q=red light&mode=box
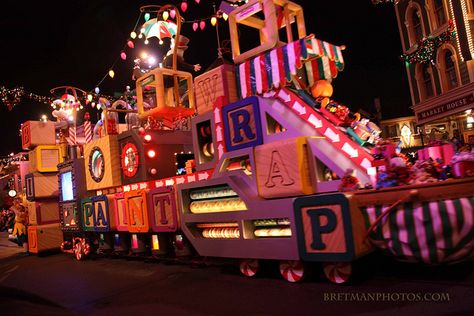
[147,149,156,158]
[144,134,152,142]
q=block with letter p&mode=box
[293,193,371,262]
[222,96,263,152]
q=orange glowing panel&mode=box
[125,189,150,233]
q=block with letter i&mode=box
[255,136,314,198]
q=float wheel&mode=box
[239,259,259,277]
[74,241,84,261]
[322,262,352,284]
[279,260,305,283]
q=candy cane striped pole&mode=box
[67,126,76,145]
[84,112,92,144]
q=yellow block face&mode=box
[29,145,64,173]
[255,137,314,198]
[84,135,122,191]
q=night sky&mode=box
[0,0,410,157]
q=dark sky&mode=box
[0,0,411,156]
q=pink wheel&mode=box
[322,262,352,284]
[279,260,305,283]
[74,241,84,261]
[239,259,259,277]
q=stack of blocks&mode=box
[21,120,63,253]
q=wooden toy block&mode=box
[84,135,122,191]
[125,189,150,233]
[136,67,195,123]
[118,130,193,185]
[59,202,82,231]
[147,186,179,232]
[222,96,263,152]
[28,145,64,173]
[81,197,95,231]
[113,193,129,232]
[191,113,218,171]
[229,0,306,64]
[28,223,63,254]
[91,195,117,232]
[25,172,59,201]
[21,120,56,150]
[58,158,87,203]
[26,199,59,225]
[194,64,238,115]
[255,136,314,198]
[293,193,372,262]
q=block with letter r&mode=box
[293,193,356,262]
[222,96,263,151]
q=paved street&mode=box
[1,232,474,316]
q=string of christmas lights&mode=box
[400,20,456,64]
[371,0,400,5]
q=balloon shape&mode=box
[200,20,205,30]
[94,87,100,94]
[195,0,200,3]
[144,13,150,22]
[120,51,127,60]
[181,2,188,12]
[170,9,176,19]
[211,17,217,26]
[108,70,115,78]
[162,11,169,21]
[192,22,198,31]
[223,13,228,21]
[130,31,137,39]
[127,40,134,48]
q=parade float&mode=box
[9,0,474,284]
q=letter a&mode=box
[265,150,295,188]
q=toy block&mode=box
[293,193,371,262]
[147,186,179,232]
[125,189,150,233]
[92,195,116,232]
[191,113,218,171]
[26,199,59,225]
[229,0,306,64]
[222,96,263,152]
[21,120,56,150]
[59,202,82,231]
[194,64,238,115]
[25,172,59,201]
[118,130,193,185]
[58,158,87,203]
[28,145,64,173]
[255,136,314,198]
[84,135,122,191]
[28,223,63,254]
[80,197,95,231]
[136,67,196,123]
[113,193,129,232]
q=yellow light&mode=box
[130,31,137,39]
[144,39,149,45]
[211,17,217,26]
[162,11,169,21]
[87,94,93,102]
[460,0,474,59]
[138,33,143,39]
[140,27,145,34]
[108,69,115,78]
[448,0,464,61]
[140,51,148,59]
[223,13,228,21]
[152,235,160,250]
[41,114,47,121]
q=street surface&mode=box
[0,231,473,316]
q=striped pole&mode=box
[67,126,76,145]
[84,112,92,144]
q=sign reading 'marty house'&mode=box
[417,93,474,124]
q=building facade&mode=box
[394,0,474,144]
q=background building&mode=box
[394,0,474,145]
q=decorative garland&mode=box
[371,0,400,4]
[400,20,456,64]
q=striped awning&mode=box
[235,35,345,98]
[361,197,474,265]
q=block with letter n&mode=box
[222,96,263,152]
[294,193,368,262]
[125,189,150,233]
